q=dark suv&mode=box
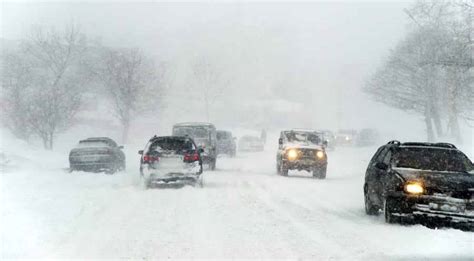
[172,122,217,170]
[139,136,203,188]
[364,141,474,230]
[276,129,328,178]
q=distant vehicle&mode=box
[276,129,328,178]
[172,122,217,170]
[69,137,125,174]
[238,135,264,152]
[364,141,474,231]
[317,129,336,150]
[217,130,236,157]
[139,136,203,188]
[335,129,357,146]
[356,128,380,147]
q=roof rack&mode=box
[387,140,401,145]
[435,142,457,149]
[400,142,457,149]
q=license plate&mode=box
[429,202,465,212]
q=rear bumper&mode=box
[142,161,202,182]
[70,161,115,171]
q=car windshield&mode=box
[174,127,209,139]
[393,148,471,172]
[77,141,109,148]
[285,131,321,145]
[148,138,194,153]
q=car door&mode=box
[367,147,389,205]
[373,148,391,205]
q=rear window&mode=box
[393,147,471,172]
[147,138,195,153]
[77,141,110,148]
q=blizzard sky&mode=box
[4,0,458,142]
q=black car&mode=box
[69,137,125,174]
[276,129,328,178]
[364,141,474,230]
[217,130,236,157]
[139,136,203,188]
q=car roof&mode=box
[385,140,457,150]
[217,130,231,134]
[81,137,115,142]
[173,122,215,127]
[150,135,189,141]
[284,129,319,133]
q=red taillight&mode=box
[143,155,159,163]
[184,153,200,162]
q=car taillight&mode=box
[184,153,200,162]
[143,155,159,163]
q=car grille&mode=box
[427,188,472,200]
[299,149,315,159]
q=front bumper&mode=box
[392,193,474,229]
[283,158,327,171]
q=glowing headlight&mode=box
[316,151,325,159]
[287,149,298,161]
[404,181,424,194]
[345,136,350,141]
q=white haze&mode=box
[1,1,472,150]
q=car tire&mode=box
[384,197,401,224]
[312,166,327,179]
[210,159,216,171]
[364,186,379,215]
[281,163,288,176]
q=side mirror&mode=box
[375,162,388,170]
[138,150,143,155]
[198,148,204,153]
[323,140,328,147]
[118,145,124,149]
[278,138,283,145]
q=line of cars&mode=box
[68,127,473,230]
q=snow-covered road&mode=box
[1,145,473,259]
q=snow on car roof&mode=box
[173,122,215,127]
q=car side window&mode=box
[375,147,388,164]
[382,149,392,165]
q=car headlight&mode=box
[316,150,325,159]
[404,181,424,194]
[345,136,350,141]
[286,149,298,161]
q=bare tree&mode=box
[192,57,229,121]
[366,0,473,142]
[1,25,86,149]
[98,48,159,143]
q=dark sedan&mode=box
[69,137,125,174]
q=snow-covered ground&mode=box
[1,131,473,260]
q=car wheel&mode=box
[281,163,288,176]
[384,197,401,224]
[210,159,216,171]
[312,166,326,179]
[364,186,380,215]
